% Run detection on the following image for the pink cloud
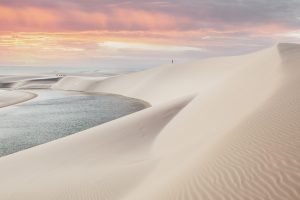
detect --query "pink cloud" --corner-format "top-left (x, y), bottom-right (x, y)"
top-left (0, 6), bottom-right (61, 31)
top-left (0, 5), bottom-right (190, 32)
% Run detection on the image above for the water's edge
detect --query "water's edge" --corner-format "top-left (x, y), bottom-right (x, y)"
top-left (0, 89), bottom-right (148, 157)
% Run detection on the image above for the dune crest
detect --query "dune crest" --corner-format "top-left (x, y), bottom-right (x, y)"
top-left (0, 43), bottom-right (300, 200)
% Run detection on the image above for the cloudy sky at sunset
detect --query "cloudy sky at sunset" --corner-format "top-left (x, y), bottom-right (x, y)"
top-left (1, 0), bottom-right (300, 68)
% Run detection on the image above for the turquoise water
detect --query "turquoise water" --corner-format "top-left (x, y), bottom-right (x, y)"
top-left (0, 90), bottom-right (147, 157)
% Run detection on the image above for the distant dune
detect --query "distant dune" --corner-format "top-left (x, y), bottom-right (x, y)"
top-left (0, 43), bottom-right (299, 200)
top-left (0, 90), bottom-right (37, 108)
top-left (0, 75), bottom-right (61, 89)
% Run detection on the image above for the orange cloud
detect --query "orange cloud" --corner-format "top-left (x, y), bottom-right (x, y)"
top-left (0, 6), bottom-right (61, 31)
top-left (0, 5), bottom-right (190, 32)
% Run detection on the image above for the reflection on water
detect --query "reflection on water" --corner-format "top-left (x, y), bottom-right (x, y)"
top-left (0, 90), bottom-right (147, 157)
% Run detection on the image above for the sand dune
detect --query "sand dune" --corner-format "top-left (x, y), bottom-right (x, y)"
top-left (0, 75), bottom-right (61, 89)
top-left (0, 94), bottom-right (193, 199)
top-left (0, 43), bottom-right (300, 199)
top-left (0, 90), bottom-right (37, 108)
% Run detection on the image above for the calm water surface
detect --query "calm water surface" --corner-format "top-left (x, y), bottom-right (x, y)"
top-left (0, 90), bottom-right (147, 157)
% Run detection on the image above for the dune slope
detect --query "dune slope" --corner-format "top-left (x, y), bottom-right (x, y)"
top-left (0, 43), bottom-right (300, 200)
top-left (0, 90), bottom-right (37, 108)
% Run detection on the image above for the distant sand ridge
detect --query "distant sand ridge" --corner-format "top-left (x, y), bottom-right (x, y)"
top-left (0, 90), bottom-right (37, 108)
top-left (0, 43), bottom-right (299, 200)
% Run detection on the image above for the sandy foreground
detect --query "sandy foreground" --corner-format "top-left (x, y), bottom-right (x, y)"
top-left (0, 43), bottom-right (299, 199)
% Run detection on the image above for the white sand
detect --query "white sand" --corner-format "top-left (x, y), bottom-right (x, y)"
top-left (0, 43), bottom-right (299, 199)
top-left (0, 90), bottom-right (37, 108)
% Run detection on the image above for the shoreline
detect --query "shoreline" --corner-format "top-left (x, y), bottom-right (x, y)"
top-left (0, 89), bottom-right (147, 158)
top-left (54, 89), bottom-right (152, 108)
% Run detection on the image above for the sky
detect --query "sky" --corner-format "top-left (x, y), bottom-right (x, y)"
top-left (0, 0), bottom-right (300, 68)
